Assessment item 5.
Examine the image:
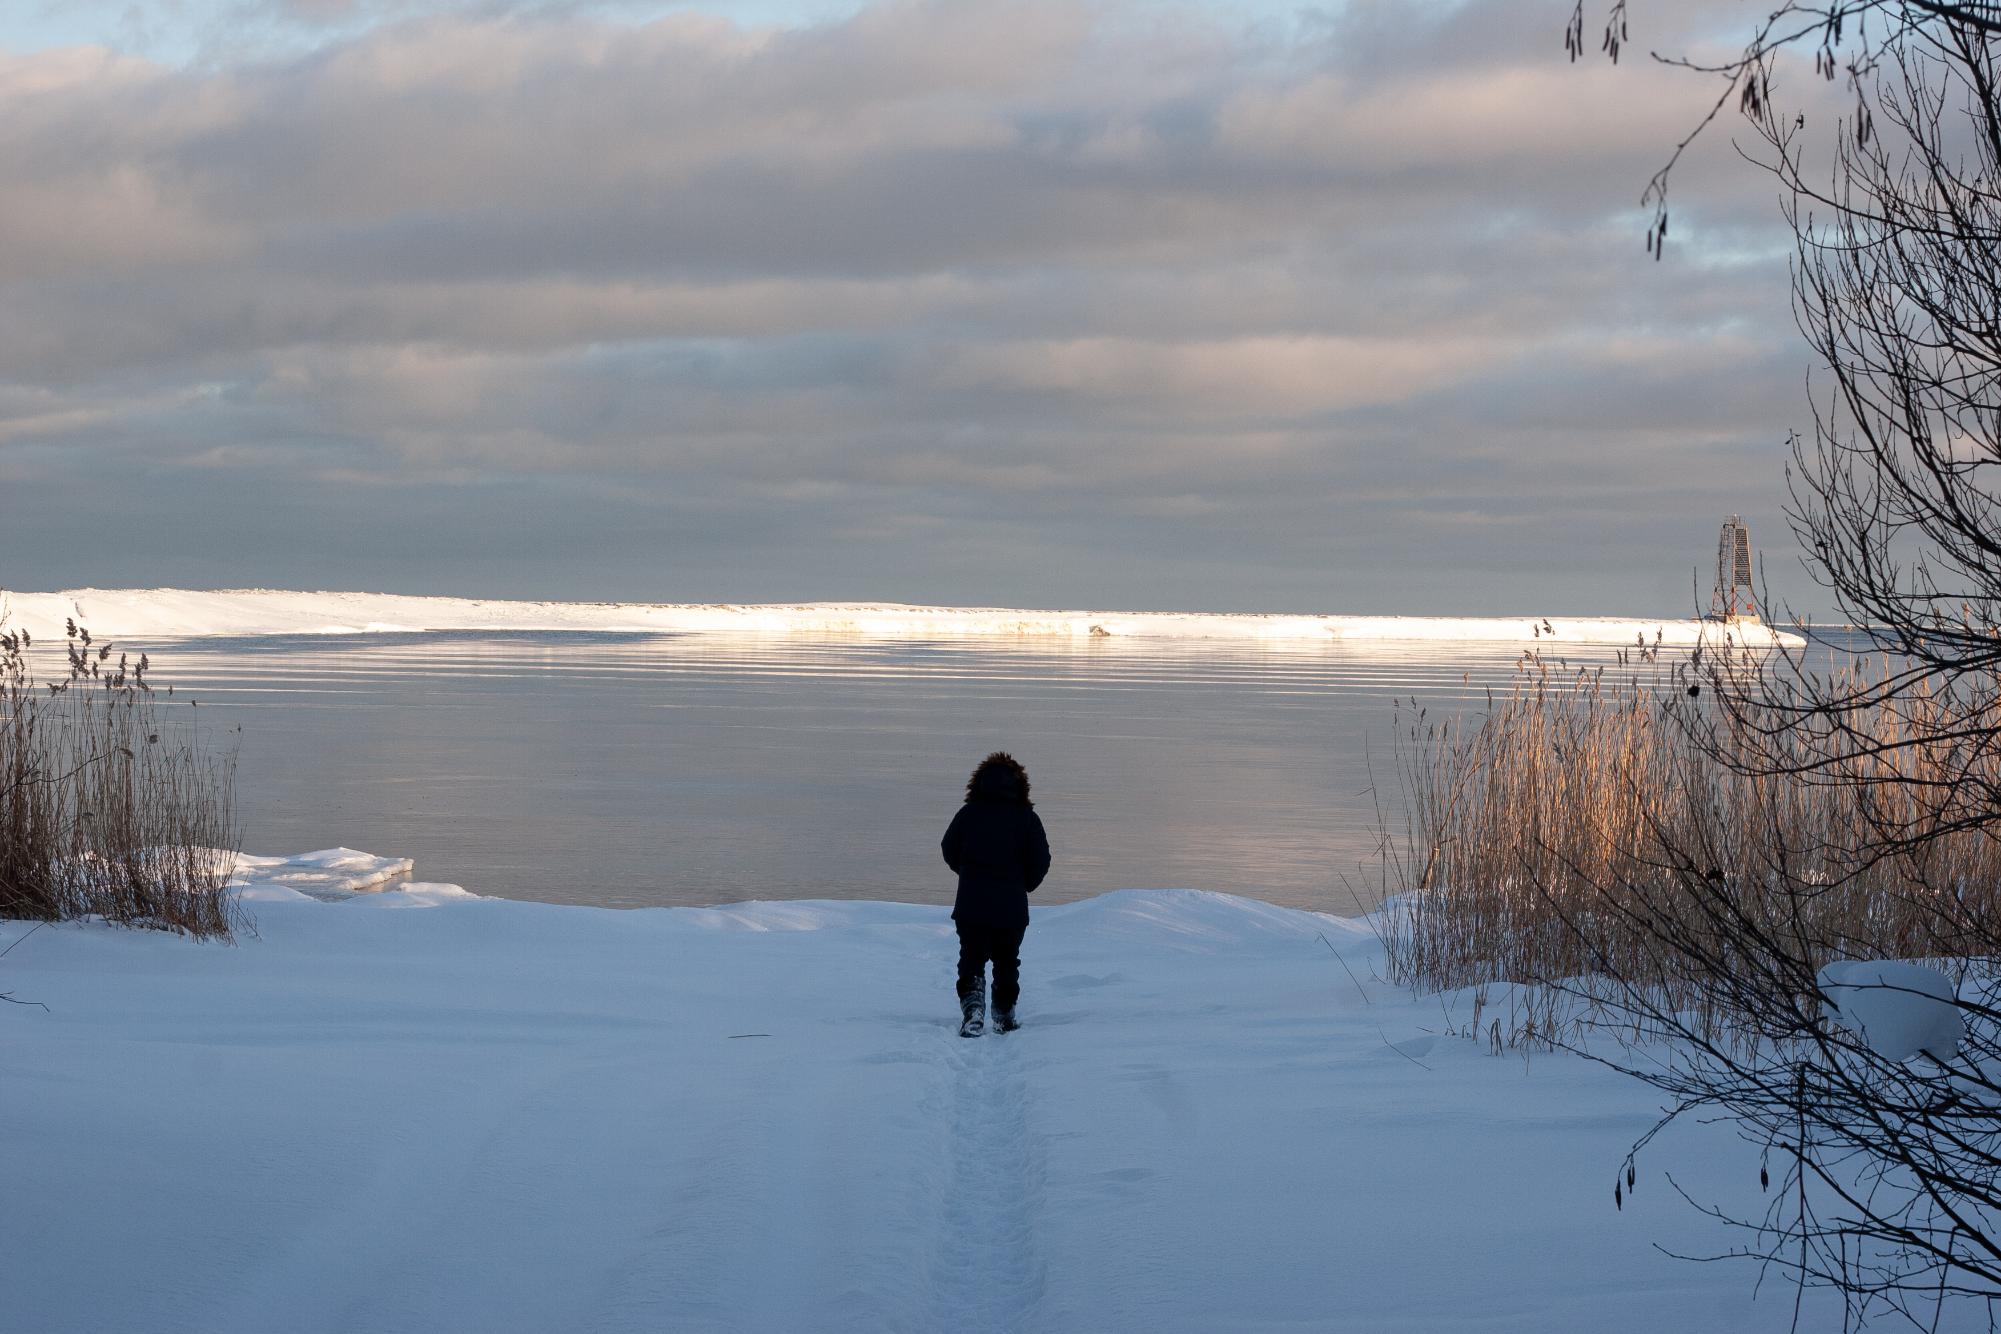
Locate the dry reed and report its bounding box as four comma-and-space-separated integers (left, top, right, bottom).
1, 621, 240, 938
1376, 645, 2001, 1046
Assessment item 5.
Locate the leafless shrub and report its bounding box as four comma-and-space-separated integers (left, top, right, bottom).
1529, 1, 2001, 1319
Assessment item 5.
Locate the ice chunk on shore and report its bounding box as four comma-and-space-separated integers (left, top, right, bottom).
229, 847, 415, 901
1818, 959, 1963, 1061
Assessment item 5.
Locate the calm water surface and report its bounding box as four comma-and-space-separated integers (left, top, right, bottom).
117, 631, 1683, 913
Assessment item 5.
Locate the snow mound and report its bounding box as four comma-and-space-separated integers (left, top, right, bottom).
1818, 959, 1964, 1061
0, 586, 1806, 647
1040, 887, 1345, 949
352, 881, 478, 906
667, 899, 946, 932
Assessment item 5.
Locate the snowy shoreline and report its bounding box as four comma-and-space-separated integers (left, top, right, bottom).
1, 586, 1806, 648
5, 848, 1874, 1332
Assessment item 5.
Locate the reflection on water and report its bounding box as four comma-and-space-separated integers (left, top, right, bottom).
98, 630, 1722, 913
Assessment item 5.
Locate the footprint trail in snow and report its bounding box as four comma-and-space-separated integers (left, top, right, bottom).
929, 1034, 1048, 1332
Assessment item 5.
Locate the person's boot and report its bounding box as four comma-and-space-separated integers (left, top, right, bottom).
992, 1005, 1020, 1033
959, 981, 986, 1037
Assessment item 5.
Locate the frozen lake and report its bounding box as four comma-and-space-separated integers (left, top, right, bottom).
122, 630, 1673, 912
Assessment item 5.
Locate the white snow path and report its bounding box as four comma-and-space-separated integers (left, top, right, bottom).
0, 882, 1944, 1331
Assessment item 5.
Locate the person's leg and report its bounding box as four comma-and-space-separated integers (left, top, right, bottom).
955, 921, 988, 1002
991, 922, 1027, 1014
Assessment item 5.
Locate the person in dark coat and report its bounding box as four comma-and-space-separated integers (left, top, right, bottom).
940, 751, 1051, 1034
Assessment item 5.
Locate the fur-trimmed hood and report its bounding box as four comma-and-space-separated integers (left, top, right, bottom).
964, 751, 1033, 807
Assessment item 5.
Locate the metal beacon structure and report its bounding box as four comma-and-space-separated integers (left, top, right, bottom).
1712, 515, 1759, 622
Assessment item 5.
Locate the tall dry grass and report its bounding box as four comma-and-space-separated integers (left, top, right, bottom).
1, 621, 240, 938
1377, 645, 2001, 1046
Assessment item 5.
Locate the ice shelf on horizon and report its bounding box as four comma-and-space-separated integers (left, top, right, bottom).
0, 587, 1807, 647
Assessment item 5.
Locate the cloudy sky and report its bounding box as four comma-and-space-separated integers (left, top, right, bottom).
2, 0, 1839, 614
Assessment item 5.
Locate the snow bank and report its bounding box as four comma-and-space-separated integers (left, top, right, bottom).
0, 586, 1806, 647
1819, 959, 1964, 1062
2, 859, 1878, 1332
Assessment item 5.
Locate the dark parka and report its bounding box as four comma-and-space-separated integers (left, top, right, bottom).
941, 759, 1051, 931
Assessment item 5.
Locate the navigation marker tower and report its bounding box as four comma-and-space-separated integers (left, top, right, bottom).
1712, 515, 1759, 622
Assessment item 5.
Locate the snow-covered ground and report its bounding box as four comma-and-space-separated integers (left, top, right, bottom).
0, 587, 1806, 647
3, 852, 1888, 1332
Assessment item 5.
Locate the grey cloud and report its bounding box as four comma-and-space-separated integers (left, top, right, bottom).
1, 0, 1834, 614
